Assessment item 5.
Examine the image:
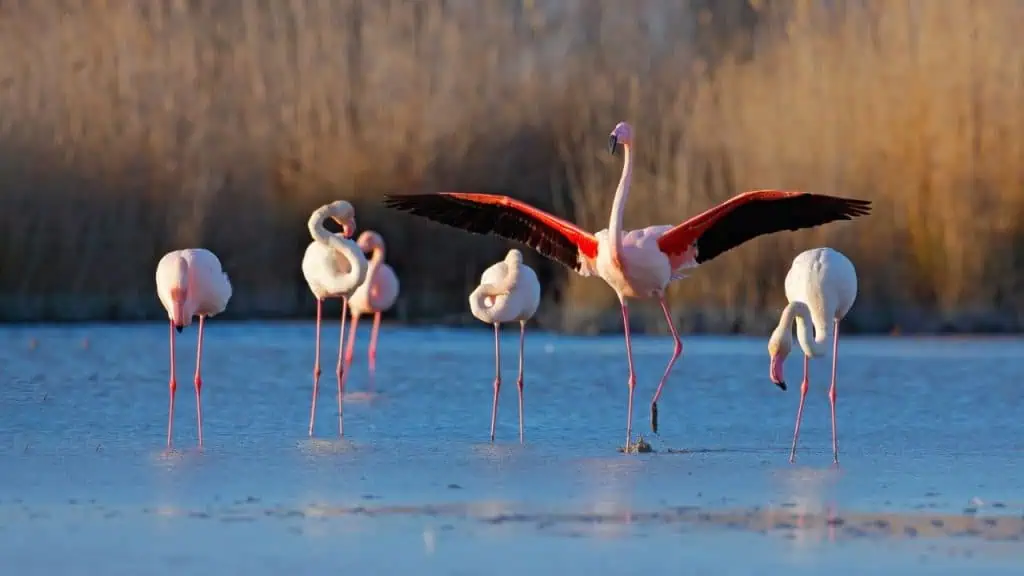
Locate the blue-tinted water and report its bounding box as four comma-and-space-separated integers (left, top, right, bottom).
1, 323, 1022, 575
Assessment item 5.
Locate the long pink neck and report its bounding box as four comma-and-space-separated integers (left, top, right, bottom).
369, 244, 385, 266
608, 143, 633, 263
365, 244, 384, 282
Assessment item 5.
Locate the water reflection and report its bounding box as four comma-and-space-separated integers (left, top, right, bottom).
771, 466, 840, 553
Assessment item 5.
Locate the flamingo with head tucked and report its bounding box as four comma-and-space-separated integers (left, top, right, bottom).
156, 248, 232, 448
768, 247, 858, 464
301, 201, 368, 437
469, 249, 541, 443
344, 230, 400, 380
384, 121, 872, 449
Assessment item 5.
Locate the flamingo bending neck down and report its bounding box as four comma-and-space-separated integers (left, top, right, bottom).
155, 248, 232, 449
768, 247, 858, 464
301, 200, 368, 437
384, 121, 872, 449
344, 230, 401, 390
469, 249, 541, 443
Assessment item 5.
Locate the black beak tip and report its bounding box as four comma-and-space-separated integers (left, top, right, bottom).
607, 136, 618, 155
175, 325, 183, 334
774, 380, 786, 391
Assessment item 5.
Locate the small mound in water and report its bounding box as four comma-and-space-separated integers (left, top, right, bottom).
343, 391, 379, 403
618, 436, 654, 454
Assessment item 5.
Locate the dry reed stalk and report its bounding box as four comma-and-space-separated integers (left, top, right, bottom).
0, 1, 1019, 333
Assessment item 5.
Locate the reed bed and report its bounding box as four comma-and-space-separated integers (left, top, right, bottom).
0, 0, 1020, 333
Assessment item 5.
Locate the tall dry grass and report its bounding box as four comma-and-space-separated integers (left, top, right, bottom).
0, 0, 1020, 333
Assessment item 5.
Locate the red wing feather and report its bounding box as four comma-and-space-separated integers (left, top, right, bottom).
657, 190, 872, 264
383, 192, 599, 274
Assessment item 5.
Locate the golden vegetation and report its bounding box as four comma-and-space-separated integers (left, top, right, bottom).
0, 0, 1020, 332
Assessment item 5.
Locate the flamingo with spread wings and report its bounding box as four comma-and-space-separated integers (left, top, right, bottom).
383, 121, 872, 448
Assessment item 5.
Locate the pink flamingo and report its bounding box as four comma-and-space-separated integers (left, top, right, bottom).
383, 121, 872, 448
301, 201, 368, 437
344, 230, 400, 379
155, 248, 232, 448
469, 249, 541, 443
768, 247, 858, 464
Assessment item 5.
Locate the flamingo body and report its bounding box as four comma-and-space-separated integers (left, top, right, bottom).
768, 247, 857, 464
302, 200, 368, 437
384, 121, 872, 448
469, 249, 540, 443
156, 248, 232, 328
302, 241, 366, 300
783, 248, 857, 335
472, 255, 540, 324
594, 225, 675, 298
155, 247, 231, 449
348, 233, 400, 318
344, 231, 400, 380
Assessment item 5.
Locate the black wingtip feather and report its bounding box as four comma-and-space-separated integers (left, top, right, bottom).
693, 193, 873, 264
382, 193, 587, 273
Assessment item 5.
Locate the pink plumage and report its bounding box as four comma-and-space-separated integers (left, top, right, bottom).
344, 230, 400, 388
155, 247, 232, 449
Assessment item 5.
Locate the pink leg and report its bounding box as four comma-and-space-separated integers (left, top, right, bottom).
650, 296, 683, 434
516, 320, 526, 444
789, 355, 810, 463
344, 312, 359, 370
368, 311, 382, 374
336, 298, 350, 437
194, 315, 205, 448
166, 321, 177, 448
620, 299, 638, 448
309, 298, 323, 436
830, 319, 841, 464
489, 323, 502, 442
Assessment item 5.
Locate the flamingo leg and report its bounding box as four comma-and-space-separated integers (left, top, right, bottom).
343, 312, 360, 381
830, 319, 841, 464
620, 299, 638, 448
194, 315, 205, 448
489, 323, 502, 442
516, 320, 526, 444
789, 355, 810, 463
336, 297, 349, 437
650, 296, 682, 434
368, 311, 382, 374
309, 298, 323, 436
344, 307, 361, 372
166, 321, 177, 448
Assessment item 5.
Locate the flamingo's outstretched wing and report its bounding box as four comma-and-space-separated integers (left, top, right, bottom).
657, 190, 872, 266
383, 193, 599, 275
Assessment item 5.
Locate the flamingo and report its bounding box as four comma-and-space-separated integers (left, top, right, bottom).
768, 247, 858, 464
469, 249, 541, 443
301, 201, 368, 437
155, 248, 232, 448
344, 230, 401, 378
383, 121, 872, 448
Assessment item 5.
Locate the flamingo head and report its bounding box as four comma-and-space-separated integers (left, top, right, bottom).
608, 121, 634, 154
357, 230, 385, 255
327, 200, 357, 238
767, 330, 791, 391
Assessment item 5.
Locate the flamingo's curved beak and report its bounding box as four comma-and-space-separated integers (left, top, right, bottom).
170, 289, 187, 333
770, 354, 786, 391
607, 134, 618, 155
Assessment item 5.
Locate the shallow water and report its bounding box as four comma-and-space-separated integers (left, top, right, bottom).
1, 322, 1023, 575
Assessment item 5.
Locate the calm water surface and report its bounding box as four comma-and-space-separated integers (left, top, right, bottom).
1, 322, 1023, 575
